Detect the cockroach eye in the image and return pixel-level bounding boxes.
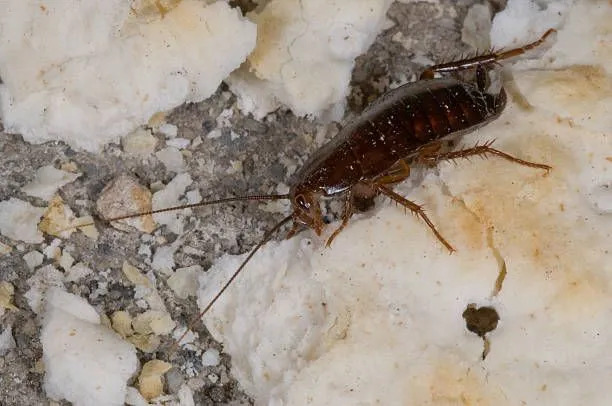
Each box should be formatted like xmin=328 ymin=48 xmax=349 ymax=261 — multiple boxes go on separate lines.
xmin=295 ymin=194 xmax=310 ymax=209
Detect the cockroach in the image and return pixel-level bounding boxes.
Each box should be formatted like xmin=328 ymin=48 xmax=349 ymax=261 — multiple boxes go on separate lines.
xmin=81 ymin=29 xmax=555 ymax=346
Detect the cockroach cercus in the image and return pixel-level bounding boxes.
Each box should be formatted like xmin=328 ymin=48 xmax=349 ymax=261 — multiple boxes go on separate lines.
xmin=77 ymin=29 xmax=555 ymax=346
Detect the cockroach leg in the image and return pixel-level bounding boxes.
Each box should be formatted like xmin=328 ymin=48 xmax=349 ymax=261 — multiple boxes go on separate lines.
xmin=325 ymin=191 xmax=354 ymax=247
xmin=375 ymin=184 xmax=455 ymax=253
xmin=351 ymin=183 xmax=377 ymax=212
xmin=374 ymin=159 xmax=412 ymax=184
xmin=419 ymin=141 xmax=551 ymax=172
xmin=420 ymin=28 xmax=556 ymax=79
xmin=285 ymin=221 xmax=303 ymax=240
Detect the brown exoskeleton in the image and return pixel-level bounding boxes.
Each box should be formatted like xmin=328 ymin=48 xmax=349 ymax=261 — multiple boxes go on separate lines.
xmin=85 ymin=29 xmax=555 ymax=343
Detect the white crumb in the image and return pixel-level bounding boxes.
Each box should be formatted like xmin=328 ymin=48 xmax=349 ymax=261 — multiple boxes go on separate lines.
xmin=199 ymin=1 xmax=612 ymax=404
xmin=58 ymin=251 xmax=74 ymax=272
xmin=0 ymin=0 xmax=257 ymax=152
xmin=42 ymin=288 xmax=138 ymax=406
xmin=0 ymin=198 xmax=45 ymax=243
xmin=42 ymin=239 xmax=62 ymax=261
xmin=185 ymin=190 xmax=202 ymax=205
xmin=22 ymin=250 xmax=44 ymax=270
xmin=201 ymin=348 xmax=220 ymax=367
xmin=228 ymin=0 xmax=394 ymax=119
xmin=151 ymin=241 xmax=182 ymax=275
xmin=166 ymin=138 xmax=191 ymax=150
xmin=125 ymin=387 xmax=149 ymax=406
xmin=155 ymin=146 xmax=186 ymax=173
xmin=0 ymin=325 xmax=16 ymax=355
xmin=158 ymin=123 xmax=178 ymax=138
xmin=22 ymin=165 xmax=81 ymax=201
xmin=122 ymin=127 xmax=158 ymax=156
xmin=167 ymin=265 xmax=201 ymax=299
xmin=64 ymin=262 xmax=93 ymax=283
xmin=151 ymin=173 xmax=193 ymax=235
xmin=177 ymin=384 xmax=195 ymax=406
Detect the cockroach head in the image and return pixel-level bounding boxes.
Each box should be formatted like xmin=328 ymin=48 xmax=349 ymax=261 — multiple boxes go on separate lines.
xmin=290 ymin=189 xmax=324 ymax=236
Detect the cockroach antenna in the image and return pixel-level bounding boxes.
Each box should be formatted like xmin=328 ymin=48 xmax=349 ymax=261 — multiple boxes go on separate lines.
xmin=66 ymin=193 xmax=290 ymax=229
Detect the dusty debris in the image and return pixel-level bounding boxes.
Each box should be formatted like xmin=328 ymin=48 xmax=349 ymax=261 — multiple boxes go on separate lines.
xmin=167 ymin=265 xmax=200 ymax=299
xmin=96 ymin=175 xmax=156 ymax=233
xmin=22 ymin=165 xmax=81 ymax=201
xmin=122 ymin=127 xmax=158 ymax=156
xmin=41 ymin=288 xmax=138 ymax=405
xmin=38 ymin=195 xmax=77 ymax=239
xmin=138 ymin=359 xmax=173 ymax=400
xmin=0 ymin=198 xmax=45 ymax=243
xmin=111 ymin=311 xmax=134 ymax=338
xmin=132 ymin=310 xmax=176 ymax=336
xmin=0 ymin=281 xmax=18 ymax=311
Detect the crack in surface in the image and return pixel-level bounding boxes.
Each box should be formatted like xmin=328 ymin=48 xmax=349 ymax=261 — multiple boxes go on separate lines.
xmin=486 ymin=225 xmax=507 ymax=298
xmin=437 ymin=178 xmax=508 ymax=297
xmin=437 ymin=178 xmax=507 ymax=360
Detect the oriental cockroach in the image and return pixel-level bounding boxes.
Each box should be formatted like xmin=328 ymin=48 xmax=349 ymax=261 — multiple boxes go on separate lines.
xmin=77 ymin=29 xmax=555 ymax=347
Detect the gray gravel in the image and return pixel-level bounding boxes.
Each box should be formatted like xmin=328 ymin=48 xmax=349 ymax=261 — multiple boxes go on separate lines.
xmin=0 ymin=1 xmax=484 ymax=405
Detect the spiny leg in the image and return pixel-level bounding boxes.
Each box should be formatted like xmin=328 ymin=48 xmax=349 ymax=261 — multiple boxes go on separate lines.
xmin=375 ymin=184 xmax=455 ymax=253
xmin=419 ymin=140 xmax=551 ymax=171
xmin=326 ymin=191 xmax=354 ymax=248
xmin=374 ymin=158 xmax=412 ymax=184
xmin=420 ymin=29 xmax=556 ymax=80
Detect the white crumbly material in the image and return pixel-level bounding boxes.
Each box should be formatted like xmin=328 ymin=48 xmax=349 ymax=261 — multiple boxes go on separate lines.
xmin=41 ymin=288 xmax=138 ymax=406
xmin=0 ymin=198 xmax=45 ymax=243
xmin=21 ymin=165 xmax=81 ymax=201
xmin=22 ymin=250 xmax=44 ymax=270
xmin=0 ymin=326 xmax=16 ymax=355
xmin=228 ymin=0 xmax=394 ymax=119
xmin=199 ymin=1 xmax=612 ymax=404
xmin=0 ymin=0 xmax=256 ymax=152
xmin=152 ymin=173 xmax=193 ymax=235
xmin=155 ymin=146 xmax=186 ymax=173
xmin=25 ymin=265 xmax=65 ymax=314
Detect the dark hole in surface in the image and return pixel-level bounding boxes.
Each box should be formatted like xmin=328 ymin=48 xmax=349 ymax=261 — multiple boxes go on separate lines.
xmin=462 ymin=304 xmax=499 ymax=338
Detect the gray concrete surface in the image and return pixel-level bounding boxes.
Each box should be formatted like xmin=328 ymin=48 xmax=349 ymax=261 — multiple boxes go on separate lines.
xmin=0 ymin=1 xmax=484 ymax=404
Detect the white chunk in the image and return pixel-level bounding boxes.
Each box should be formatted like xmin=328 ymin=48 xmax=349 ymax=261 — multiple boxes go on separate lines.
xmin=165 ymin=137 xmax=191 ymax=150
xmin=0 ymin=326 xmax=16 ymax=355
xmin=0 ymin=198 xmax=45 ymax=243
xmin=22 ymin=165 xmax=81 ymax=201
xmin=158 ymin=123 xmax=178 ymax=138
xmin=177 ymin=384 xmax=195 ymax=406
xmin=64 ymin=262 xmax=93 ymax=283
xmin=167 ymin=265 xmax=200 ymax=299
xmin=155 ymin=146 xmax=185 ymax=173
xmin=58 ymin=251 xmax=75 ymax=272
xmin=125 ymin=387 xmax=149 ymax=406
xmin=42 ymin=288 xmax=138 ymax=406
xmin=0 ymin=0 xmax=257 ymax=152
xmin=122 ymin=127 xmax=158 ymax=156
xmin=23 ymin=250 xmax=44 ymax=270
xmin=25 ymin=265 xmax=65 ymax=314
xmin=201 ymin=348 xmax=220 ymax=367
xmin=228 ymin=0 xmax=394 ymax=119
xmin=151 ymin=173 xmax=193 ymax=235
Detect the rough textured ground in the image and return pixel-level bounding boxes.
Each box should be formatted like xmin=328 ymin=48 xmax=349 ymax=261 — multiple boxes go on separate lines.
xmin=0 ymin=1 xmax=483 ymax=404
